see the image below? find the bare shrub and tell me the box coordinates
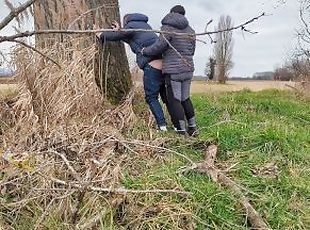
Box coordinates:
[0,40,137,228]
[275,57,310,99]
[0,38,191,229]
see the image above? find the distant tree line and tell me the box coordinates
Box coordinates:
[274,58,310,81]
[274,0,310,82]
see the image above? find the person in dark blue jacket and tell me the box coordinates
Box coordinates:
[96,13,169,131]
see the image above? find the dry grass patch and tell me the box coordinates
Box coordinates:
[191,80,295,94]
[0,84,17,97]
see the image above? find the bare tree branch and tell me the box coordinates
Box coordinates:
[6,39,61,68]
[196,12,265,36]
[0,3,265,70]
[299,4,310,37]
[204,19,216,43]
[0,13,266,44]
[0,0,37,31]
[68,3,118,29]
[183,145,271,230]
[296,0,310,59]
[48,176,191,195]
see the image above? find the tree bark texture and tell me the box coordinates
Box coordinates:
[34,0,132,104]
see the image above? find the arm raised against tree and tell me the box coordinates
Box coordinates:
[99,21,134,41]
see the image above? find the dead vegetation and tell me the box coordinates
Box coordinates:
[297,81,310,99]
[0,40,190,229]
[1,38,274,229]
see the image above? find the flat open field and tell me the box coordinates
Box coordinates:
[0,84,17,97]
[0,77,16,85]
[0,80,295,98]
[191,80,294,93]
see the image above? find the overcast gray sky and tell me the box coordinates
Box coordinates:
[1,0,300,77]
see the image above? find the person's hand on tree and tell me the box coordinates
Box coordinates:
[111,20,121,31]
[94,24,102,38]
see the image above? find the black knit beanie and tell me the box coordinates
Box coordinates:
[170,5,185,15]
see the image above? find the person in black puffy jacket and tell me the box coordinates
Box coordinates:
[142,5,198,136]
[96,13,170,131]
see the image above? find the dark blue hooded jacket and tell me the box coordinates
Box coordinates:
[100,13,161,69]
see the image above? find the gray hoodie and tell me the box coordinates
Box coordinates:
[142,13,196,74]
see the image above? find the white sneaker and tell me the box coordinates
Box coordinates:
[159,126,167,131]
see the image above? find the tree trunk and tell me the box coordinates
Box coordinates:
[34,0,132,104]
[218,64,226,84]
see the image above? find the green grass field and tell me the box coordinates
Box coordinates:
[120,89,310,229]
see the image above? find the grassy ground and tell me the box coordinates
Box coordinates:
[1,89,309,229]
[120,89,310,229]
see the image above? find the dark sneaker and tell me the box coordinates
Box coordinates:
[188,126,199,137]
[176,130,187,136]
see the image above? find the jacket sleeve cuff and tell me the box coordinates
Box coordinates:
[99,32,106,42]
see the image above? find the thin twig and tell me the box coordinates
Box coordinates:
[68,4,117,29]
[47,150,81,181]
[76,209,107,229]
[121,140,195,165]
[204,19,216,43]
[187,145,270,229]
[7,39,61,68]
[49,176,190,195]
[0,0,37,30]
[0,13,266,44]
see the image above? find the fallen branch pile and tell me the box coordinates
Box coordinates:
[183,145,271,230]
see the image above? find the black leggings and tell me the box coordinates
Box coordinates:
[165,74,195,131]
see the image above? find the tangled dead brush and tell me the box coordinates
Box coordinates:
[0,39,191,229]
[288,80,310,100]
[298,80,310,99]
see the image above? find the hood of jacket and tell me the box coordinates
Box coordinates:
[124,13,148,25]
[161,13,189,30]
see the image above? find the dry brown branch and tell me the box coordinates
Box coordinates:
[48,176,190,195]
[186,145,270,230]
[68,4,117,29]
[0,13,266,43]
[48,150,81,181]
[6,39,61,68]
[72,190,87,225]
[33,191,75,230]
[285,84,300,92]
[76,209,107,230]
[122,140,195,164]
[0,0,36,30]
